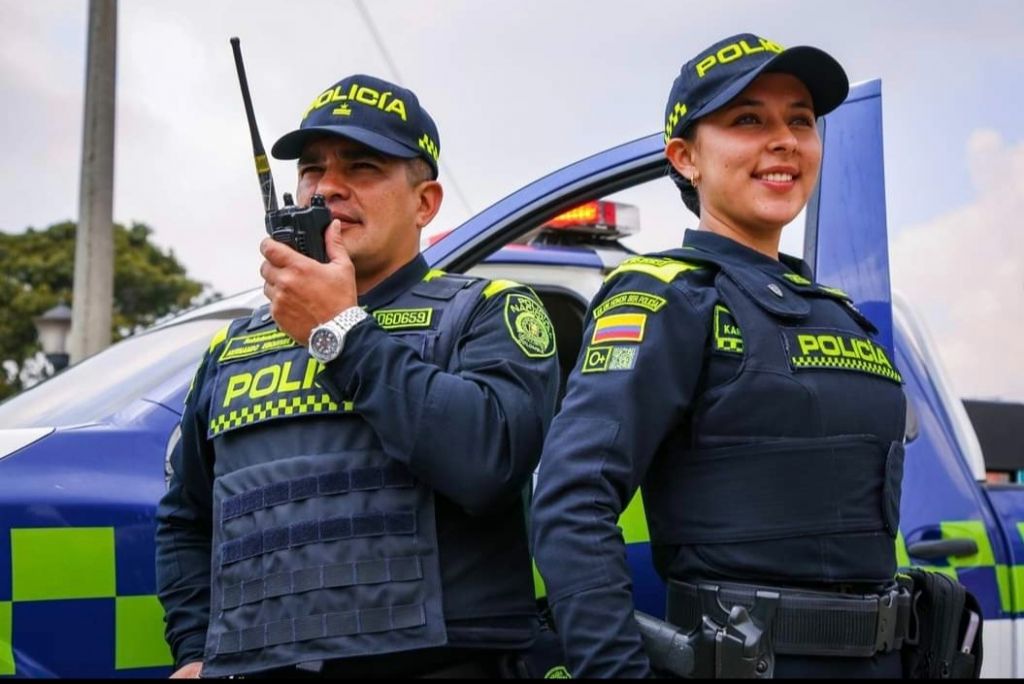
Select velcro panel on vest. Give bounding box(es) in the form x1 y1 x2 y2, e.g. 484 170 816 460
204 451 447 676
222 557 423 610
645 434 888 544
220 512 417 566
215 603 427 654
221 463 415 522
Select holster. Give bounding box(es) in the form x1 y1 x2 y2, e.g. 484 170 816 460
666 579 913 678
899 569 984 678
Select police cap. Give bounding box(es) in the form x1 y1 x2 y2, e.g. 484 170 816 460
663 33 849 141
272 74 441 178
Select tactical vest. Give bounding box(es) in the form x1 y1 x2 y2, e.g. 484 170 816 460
200 273 488 677
641 248 907 585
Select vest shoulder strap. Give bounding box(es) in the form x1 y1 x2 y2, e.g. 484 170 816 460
605 254 705 284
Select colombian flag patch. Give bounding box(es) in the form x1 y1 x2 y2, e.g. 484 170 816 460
591 313 646 344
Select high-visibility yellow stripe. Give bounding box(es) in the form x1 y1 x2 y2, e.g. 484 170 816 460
208 324 231 354
483 279 523 299
605 258 700 284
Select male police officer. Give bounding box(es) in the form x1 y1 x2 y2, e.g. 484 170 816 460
156 74 560 678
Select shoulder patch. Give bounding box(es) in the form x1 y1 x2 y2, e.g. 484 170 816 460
504 292 556 358
581 345 638 373
605 256 701 284
592 313 646 344
592 291 667 319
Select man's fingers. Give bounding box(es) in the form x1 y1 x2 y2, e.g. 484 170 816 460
325 219 353 266
261 237 299 266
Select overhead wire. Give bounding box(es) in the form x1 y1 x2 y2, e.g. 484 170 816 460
352 0 475 216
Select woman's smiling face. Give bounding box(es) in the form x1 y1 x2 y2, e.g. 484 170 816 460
674 72 823 238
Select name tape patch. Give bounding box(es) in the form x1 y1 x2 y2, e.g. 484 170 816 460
219 330 297 363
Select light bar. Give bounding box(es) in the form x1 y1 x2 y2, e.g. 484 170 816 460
541 200 639 238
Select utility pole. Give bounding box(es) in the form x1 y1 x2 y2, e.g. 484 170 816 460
69 0 117 364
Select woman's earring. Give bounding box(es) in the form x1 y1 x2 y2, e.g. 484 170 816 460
690 171 700 189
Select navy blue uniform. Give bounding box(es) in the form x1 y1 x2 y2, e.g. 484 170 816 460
156 254 560 676
531 230 906 677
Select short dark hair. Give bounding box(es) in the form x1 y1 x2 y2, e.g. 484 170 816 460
404 157 434 187
669 125 700 217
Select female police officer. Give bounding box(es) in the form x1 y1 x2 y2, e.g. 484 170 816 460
531 34 908 678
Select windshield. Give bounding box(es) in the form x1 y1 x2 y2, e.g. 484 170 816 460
0 318 230 428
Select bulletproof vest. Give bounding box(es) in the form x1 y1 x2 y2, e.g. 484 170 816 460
200 273 487 677
642 248 907 585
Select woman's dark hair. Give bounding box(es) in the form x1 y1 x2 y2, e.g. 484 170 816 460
669 124 700 217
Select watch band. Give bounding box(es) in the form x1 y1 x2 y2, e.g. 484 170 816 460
332 305 369 333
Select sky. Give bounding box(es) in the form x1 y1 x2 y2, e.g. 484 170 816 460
2 0 1022 402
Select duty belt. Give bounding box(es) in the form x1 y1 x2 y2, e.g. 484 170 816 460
667 579 912 658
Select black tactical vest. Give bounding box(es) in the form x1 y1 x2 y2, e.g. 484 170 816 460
200 274 487 677
642 248 907 585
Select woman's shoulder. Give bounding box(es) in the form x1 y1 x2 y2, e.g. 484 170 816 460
599 250 719 316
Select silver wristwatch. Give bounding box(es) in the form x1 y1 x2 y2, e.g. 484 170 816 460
307 306 369 363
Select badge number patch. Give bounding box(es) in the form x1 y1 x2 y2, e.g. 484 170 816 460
374 307 433 330
505 293 556 358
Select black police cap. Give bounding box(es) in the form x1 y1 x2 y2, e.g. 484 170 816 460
663 33 849 142
272 74 441 179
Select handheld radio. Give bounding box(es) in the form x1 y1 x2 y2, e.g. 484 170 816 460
230 37 331 263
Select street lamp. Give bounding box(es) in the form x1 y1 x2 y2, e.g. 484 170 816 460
33 303 73 372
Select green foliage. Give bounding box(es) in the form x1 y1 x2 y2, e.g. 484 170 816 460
0 220 206 399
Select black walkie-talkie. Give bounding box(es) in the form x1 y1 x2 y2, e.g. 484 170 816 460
230 37 331 263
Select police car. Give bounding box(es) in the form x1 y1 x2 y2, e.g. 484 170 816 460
0 80 1021 678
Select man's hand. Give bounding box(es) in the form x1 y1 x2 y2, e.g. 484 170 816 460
169 661 203 678
260 219 358 345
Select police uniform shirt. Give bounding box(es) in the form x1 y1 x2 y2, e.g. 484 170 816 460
531 229 906 677
156 254 560 673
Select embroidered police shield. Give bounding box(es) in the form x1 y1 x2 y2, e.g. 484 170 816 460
504 293 556 359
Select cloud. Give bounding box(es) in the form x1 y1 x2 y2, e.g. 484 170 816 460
891 130 1024 402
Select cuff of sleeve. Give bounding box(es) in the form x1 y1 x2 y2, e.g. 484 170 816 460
175 633 207 668
319 318 383 396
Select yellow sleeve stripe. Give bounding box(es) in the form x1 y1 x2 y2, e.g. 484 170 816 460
422 269 447 282
483 279 523 299
208 324 231 354
605 259 700 283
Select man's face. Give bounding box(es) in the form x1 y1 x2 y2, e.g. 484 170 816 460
296 136 436 282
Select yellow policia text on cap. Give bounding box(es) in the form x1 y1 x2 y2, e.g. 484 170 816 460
695 36 784 78
303 82 409 122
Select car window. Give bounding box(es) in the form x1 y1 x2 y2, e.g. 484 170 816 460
0 318 230 428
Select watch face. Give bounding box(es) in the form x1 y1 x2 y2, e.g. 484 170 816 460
309 325 342 362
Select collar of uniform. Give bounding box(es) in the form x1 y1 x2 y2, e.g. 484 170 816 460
681 229 812 318
358 253 430 311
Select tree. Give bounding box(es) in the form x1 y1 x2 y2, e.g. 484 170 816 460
0 220 207 399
